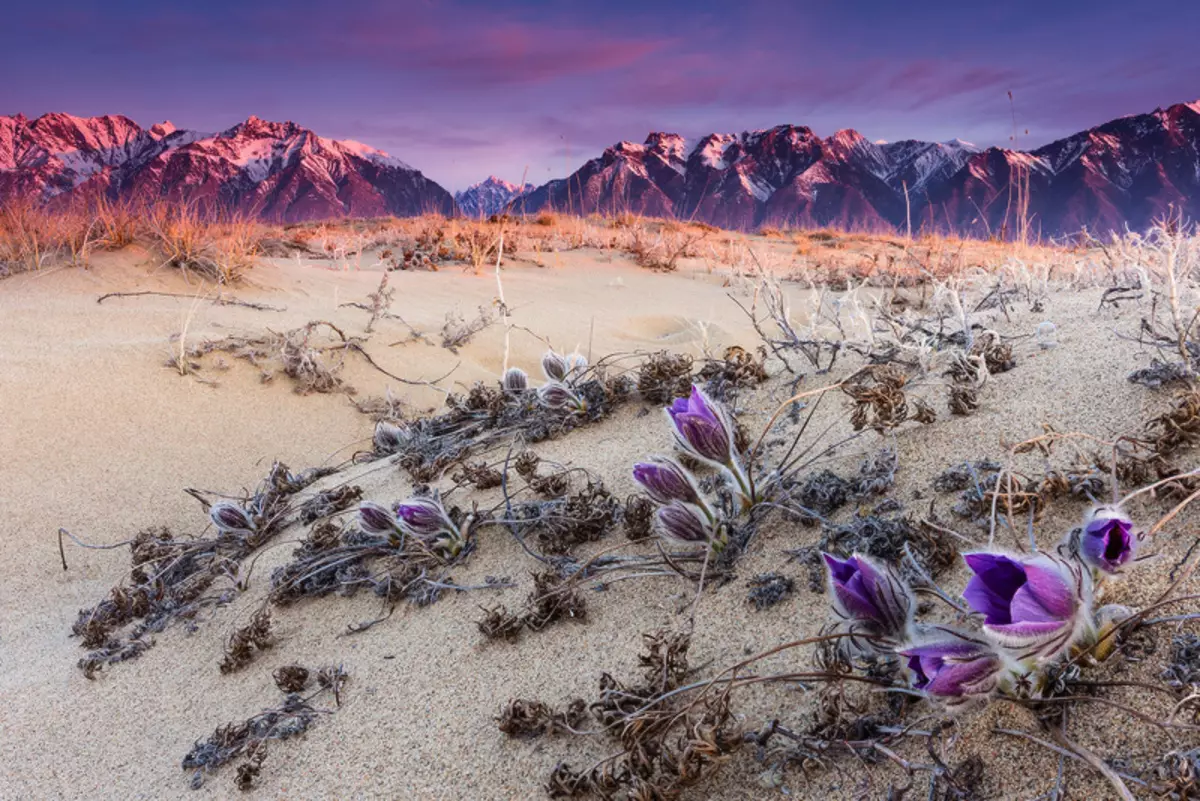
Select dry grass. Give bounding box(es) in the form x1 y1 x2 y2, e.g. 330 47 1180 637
0 199 1130 292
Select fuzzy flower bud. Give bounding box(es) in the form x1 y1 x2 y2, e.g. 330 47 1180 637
503 367 529 393
358 501 400 537
632 456 704 507
373 421 407 454
665 385 735 467
210 501 255 534
654 502 719 548
823 552 915 646
537 381 585 412
541 350 569 382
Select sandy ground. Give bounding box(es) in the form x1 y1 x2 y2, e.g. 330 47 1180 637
1 245 1196 800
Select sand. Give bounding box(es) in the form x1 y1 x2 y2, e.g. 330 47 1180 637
0 241 1196 800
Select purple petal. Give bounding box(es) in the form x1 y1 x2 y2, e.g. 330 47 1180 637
962 553 1027 624
632 458 700 506
1014 560 1075 620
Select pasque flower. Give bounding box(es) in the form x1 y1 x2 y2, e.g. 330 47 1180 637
541 350 569 382
665 385 755 504
538 381 586 413
210 501 255 534
963 552 1089 661
373 421 406 454
666 386 735 465
654 501 723 549
395 497 465 557
503 367 529 393
900 627 1006 707
1079 506 1137 575
633 456 706 509
823 552 915 645
358 501 401 537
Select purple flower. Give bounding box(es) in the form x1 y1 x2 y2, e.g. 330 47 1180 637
358 501 400 537
1080 506 1136 574
210 501 255 533
654 502 717 548
394 497 465 557
394 497 456 539
823 552 914 644
541 350 568 382
537 381 583 412
503 367 529 392
665 385 735 466
963 553 1087 661
900 628 1005 706
633 457 704 507
566 352 588 377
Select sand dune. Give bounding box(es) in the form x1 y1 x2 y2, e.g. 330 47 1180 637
1 238 1197 800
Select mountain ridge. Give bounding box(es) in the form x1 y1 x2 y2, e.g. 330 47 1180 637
4 101 1200 237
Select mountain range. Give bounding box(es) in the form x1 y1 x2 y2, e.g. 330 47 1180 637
454 176 534 219
3 101 1200 237
0 113 452 220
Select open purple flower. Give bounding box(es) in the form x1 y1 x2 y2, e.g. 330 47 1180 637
633 457 705 508
1080 506 1136 574
900 628 1005 707
665 386 735 466
823 552 914 644
654 502 719 549
963 553 1087 661
210 501 255 534
358 501 401 537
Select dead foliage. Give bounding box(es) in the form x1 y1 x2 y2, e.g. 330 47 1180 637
219 609 274 674
843 365 912 432
182 666 345 790
698 345 768 400
746 573 795 610
638 351 695 404
298 485 363 524
440 305 495 352
71 462 333 676
272 665 311 693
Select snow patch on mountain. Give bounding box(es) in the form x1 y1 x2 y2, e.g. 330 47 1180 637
455 176 535 218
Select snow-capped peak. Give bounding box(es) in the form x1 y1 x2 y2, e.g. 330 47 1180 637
335 139 413 170
455 176 535 218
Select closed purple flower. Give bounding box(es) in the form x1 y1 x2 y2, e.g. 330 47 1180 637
538 381 583 412
963 552 1087 661
654 502 716 547
541 350 568 382
566 352 588 377
210 501 255 533
358 501 400 537
1080 506 1136 574
900 628 1005 706
503 367 529 393
633 457 703 507
665 385 734 466
823 552 914 644
394 497 456 539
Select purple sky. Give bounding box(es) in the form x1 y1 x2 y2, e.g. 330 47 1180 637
6 0 1199 191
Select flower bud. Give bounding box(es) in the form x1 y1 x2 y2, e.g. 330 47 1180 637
665 385 734 467
654 502 716 547
358 501 400 536
537 381 584 412
900 627 1005 708
823 552 915 646
373 421 407 454
210 501 255 534
632 456 704 507
541 350 569 382
503 367 529 392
